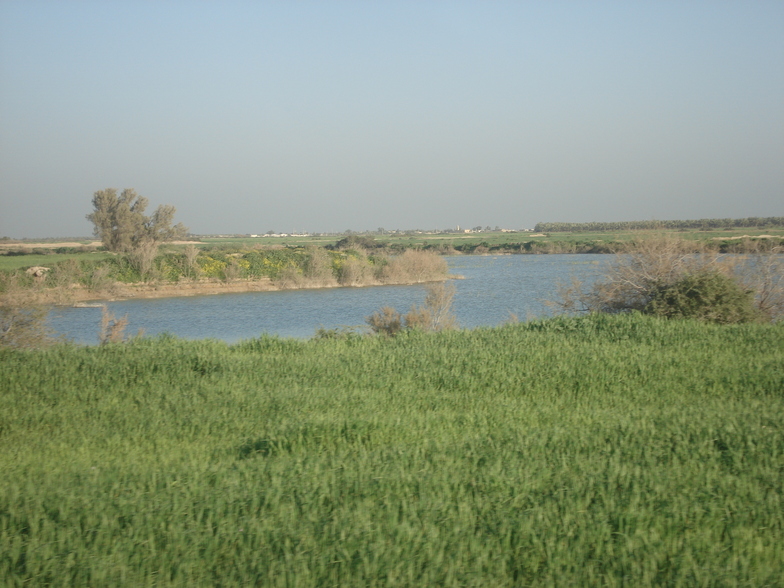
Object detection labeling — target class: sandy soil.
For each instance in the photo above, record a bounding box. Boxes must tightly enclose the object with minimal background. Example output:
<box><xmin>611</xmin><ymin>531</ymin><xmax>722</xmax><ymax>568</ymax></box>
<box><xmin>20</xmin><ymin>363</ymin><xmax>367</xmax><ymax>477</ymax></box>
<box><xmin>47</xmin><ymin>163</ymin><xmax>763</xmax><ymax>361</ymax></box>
<box><xmin>711</xmin><ymin>234</ymin><xmax>777</xmax><ymax>240</ymax></box>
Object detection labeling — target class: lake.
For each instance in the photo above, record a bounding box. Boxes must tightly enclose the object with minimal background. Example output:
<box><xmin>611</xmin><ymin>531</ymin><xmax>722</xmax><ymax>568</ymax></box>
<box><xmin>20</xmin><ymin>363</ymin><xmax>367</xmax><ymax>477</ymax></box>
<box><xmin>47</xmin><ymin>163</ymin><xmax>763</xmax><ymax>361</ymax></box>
<box><xmin>48</xmin><ymin>254</ymin><xmax>610</xmax><ymax>344</ymax></box>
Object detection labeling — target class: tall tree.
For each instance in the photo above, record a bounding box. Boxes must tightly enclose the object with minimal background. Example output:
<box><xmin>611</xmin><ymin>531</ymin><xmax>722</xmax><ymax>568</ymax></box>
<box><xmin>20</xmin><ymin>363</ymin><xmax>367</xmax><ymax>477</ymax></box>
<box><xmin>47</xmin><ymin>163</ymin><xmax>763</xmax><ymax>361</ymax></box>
<box><xmin>86</xmin><ymin>188</ymin><xmax>188</xmax><ymax>252</ymax></box>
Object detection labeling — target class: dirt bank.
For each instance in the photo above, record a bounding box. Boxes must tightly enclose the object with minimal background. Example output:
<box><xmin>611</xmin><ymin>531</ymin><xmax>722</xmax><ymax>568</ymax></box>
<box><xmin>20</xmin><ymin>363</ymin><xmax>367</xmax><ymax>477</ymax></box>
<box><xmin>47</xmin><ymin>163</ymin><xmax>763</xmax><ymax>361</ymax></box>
<box><xmin>5</xmin><ymin>275</ymin><xmax>457</xmax><ymax>307</ymax></box>
<box><xmin>711</xmin><ymin>234</ymin><xmax>777</xmax><ymax>240</ymax></box>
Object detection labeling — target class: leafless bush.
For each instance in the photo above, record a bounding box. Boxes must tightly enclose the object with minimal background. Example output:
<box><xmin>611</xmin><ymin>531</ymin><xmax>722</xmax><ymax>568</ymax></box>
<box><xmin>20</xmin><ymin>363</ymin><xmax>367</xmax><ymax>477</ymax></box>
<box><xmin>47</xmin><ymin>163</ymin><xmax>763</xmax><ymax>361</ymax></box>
<box><xmin>223</xmin><ymin>259</ymin><xmax>242</xmax><ymax>282</ymax></box>
<box><xmin>275</xmin><ymin>265</ymin><xmax>306</xmax><ymax>289</ymax></box>
<box><xmin>183</xmin><ymin>244</ymin><xmax>201</xmax><ymax>279</ymax></box>
<box><xmin>403</xmin><ymin>282</ymin><xmax>458</xmax><ymax>332</ymax></box>
<box><xmin>552</xmin><ymin>236</ymin><xmax>713</xmax><ymax>314</ymax></box>
<box><xmin>367</xmin><ymin>282</ymin><xmax>458</xmax><ymax>336</ymax></box>
<box><xmin>379</xmin><ymin>250</ymin><xmax>448</xmax><ymax>283</ymax></box>
<box><xmin>127</xmin><ymin>239</ymin><xmax>160</xmax><ymax>281</ymax></box>
<box><xmin>338</xmin><ymin>255</ymin><xmax>373</xmax><ymax>286</ymax></box>
<box><xmin>99</xmin><ymin>305</ymin><xmax>129</xmax><ymax>345</ymax></box>
<box><xmin>732</xmin><ymin>245</ymin><xmax>784</xmax><ymax>322</ymax></box>
<box><xmin>85</xmin><ymin>264</ymin><xmax>114</xmax><ymax>292</ymax></box>
<box><xmin>0</xmin><ymin>273</ymin><xmax>55</xmax><ymax>349</ymax></box>
<box><xmin>48</xmin><ymin>258</ymin><xmax>82</xmax><ymax>289</ymax></box>
<box><xmin>552</xmin><ymin>235</ymin><xmax>783</xmax><ymax>323</ymax></box>
<box><xmin>303</xmin><ymin>247</ymin><xmax>337</xmax><ymax>286</ymax></box>
<box><xmin>366</xmin><ymin>306</ymin><xmax>404</xmax><ymax>336</ymax></box>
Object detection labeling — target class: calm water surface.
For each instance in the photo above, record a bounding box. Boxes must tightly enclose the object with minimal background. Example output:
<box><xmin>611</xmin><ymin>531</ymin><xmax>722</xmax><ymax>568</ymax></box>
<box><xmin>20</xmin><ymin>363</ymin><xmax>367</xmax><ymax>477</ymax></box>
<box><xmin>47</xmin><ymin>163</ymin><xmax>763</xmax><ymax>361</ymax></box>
<box><xmin>48</xmin><ymin>255</ymin><xmax>609</xmax><ymax>344</ymax></box>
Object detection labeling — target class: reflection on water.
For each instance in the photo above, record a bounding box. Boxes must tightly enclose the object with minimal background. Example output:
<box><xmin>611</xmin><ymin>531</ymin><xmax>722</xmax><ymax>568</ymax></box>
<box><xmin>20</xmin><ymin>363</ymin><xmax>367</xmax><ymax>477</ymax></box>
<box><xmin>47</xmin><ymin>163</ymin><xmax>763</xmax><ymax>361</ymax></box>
<box><xmin>48</xmin><ymin>254</ymin><xmax>609</xmax><ymax>344</ymax></box>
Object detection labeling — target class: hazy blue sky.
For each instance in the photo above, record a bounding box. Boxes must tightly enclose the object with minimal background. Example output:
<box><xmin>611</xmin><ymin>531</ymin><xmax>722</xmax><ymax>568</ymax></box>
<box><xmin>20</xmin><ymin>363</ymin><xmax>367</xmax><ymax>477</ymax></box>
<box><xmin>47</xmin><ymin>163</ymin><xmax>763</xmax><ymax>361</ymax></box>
<box><xmin>1</xmin><ymin>1</ymin><xmax>782</xmax><ymax>237</ymax></box>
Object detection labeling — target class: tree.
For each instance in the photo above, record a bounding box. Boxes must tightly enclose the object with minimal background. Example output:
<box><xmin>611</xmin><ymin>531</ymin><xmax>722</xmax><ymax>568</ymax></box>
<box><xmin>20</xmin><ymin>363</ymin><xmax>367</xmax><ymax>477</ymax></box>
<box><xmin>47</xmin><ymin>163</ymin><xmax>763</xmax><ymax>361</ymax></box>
<box><xmin>86</xmin><ymin>188</ymin><xmax>188</xmax><ymax>253</ymax></box>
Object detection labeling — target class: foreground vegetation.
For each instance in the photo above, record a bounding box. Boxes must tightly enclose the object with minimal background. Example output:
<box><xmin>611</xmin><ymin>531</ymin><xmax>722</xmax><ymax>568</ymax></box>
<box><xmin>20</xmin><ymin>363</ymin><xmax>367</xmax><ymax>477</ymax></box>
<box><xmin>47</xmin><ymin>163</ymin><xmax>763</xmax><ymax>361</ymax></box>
<box><xmin>1</xmin><ymin>314</ymin><xmax>782</xmax><ymax>586</ymax></box>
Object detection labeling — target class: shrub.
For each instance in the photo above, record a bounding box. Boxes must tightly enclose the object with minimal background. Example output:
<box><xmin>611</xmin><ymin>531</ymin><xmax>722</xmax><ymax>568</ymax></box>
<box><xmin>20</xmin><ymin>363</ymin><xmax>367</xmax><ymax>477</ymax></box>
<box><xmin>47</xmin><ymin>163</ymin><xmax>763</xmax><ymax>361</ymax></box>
<box><xmin>313</xmin><ymin>325</ymin><xmax>366</xmax><ymax>340</ymax></box>
<box><xmin>379</xmin><ymin>250</ymin><xmax>448</xmax><ymax>283</ymax></box>
<box><xmin>183</xmin><ymin>244</ymin><xmax>201</xmax><ymax>279</ymax></box>
<box><xmin>367</xmin><ymin>282</ymin><xmax>458</xmax><ymax>336</ymax></box>
<box><xmin>0</xmin><ymin>274</ymin><xmax>55</xmax><ymax>349</ymax></box>
<box><xmin>337</xmin><ymin>254</ymin><xmax>373</xmax><ymax>286</ymax></box>
<box><xmin>554</xmin><ymin>236</ymin><xmax>782</xmax><ymax>324</ymax></box>
<box><xmin>645</xmin><ymin>270</ymin><xmax>762</xmax><ymax>324</ymax></box>
<box><xmin>303</xmin><ymin>247</ymin><xmax>337</xmax><ymax>286</ymax></box>
<box><xmin>329</xmin><ymin>235</ymin><xmax>380</xmax><ymax>250</ymax></box>
<box><xmin>98</xmin><ymin>305</ymin><xmax>129</xmax><ymax>344</ymax></box>
<box><xmin>403</xmin><ymin>282</ymin><xmax>458</xmax><ymax>332</ymax></box>
<box><xmin>274</xmin><ymin>265</ymin><xmax>305</xmax><ymax>289</ymax></box>
<box><xmin>126</xmin><ymin>240</ymin><xmax>160</xmax><ymax>281</ymax></box>
<box><xmin>366</xmin><ymin>306</ymin><xmax>403</xmax><ymax>336</ymax></box>
<box><xmin>0</xmin><ymin>305</ymin><xmax>53</xmax><ymax>349</ymax></box>
<box><xmin>733</xmin><ymin>245</ymin><xmax>784</xmax><ymax>323</ymax></box>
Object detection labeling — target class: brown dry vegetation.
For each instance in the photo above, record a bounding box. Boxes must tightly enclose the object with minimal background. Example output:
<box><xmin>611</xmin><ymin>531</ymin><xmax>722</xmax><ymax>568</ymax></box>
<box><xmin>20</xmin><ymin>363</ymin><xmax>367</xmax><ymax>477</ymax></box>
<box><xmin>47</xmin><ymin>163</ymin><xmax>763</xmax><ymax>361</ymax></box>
<box><xmin>98</xmin><ymin>305</ymin><xmax>129</xmax><ymax>345</ymax></box>
<box><xmin>367</xmin><ymin>282</ymin><xmax>458</xmax><ymax>336</ymax></box>
<box><xmin>0</xmin><ymin>248</ymin><xmax>451</xmax><ymax>309</ymax></box>
<box><xmin>553</xmin><ymin>235</ymin><xmax>784</xmax><ymax>323</ymax></box>
<box><xmin>377</xmin><ymin>249</ymin><xmax>449</xmax><ymax>283</ymax></box>
<box><xmin>275</xmin><ymin>249</ymin><xmax>450</xmax><ymax>291</ymax></box>
<box><xmin>0</xmin><ymin>274</ymin><xmax>56</xmax><ymax>349</ymax></box>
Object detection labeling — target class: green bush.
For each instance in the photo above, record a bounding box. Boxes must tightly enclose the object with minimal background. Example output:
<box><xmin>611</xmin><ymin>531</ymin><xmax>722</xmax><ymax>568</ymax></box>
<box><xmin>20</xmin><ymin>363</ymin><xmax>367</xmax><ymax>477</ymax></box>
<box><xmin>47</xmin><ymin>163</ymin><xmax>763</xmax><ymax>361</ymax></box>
<box><xmin>645</xmin><ymin>270</ymin><xmax>763</xmax><ymax>324</ymax></box>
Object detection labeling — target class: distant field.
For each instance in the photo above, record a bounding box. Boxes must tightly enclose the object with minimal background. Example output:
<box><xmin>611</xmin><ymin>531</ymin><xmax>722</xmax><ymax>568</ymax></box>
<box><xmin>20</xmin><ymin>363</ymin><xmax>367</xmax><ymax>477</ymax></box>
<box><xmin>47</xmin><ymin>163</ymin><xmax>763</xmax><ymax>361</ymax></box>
<box><xmin>1</xmin><ymin>314</ymin><xmax>782</xmax><ymax>585</ymax></box>
<box><xmin>199</xmin><ymin>227</ymin><xmax>784</xmax><ymax>250</ymax></box>
<box><xmin>2</xmin><ymin>227</ymin><xmax>781</xmax><ymax>275</ymax></box>
<box><xmin>4</xmin><ymin>227</ymin><xmax>782</xmax><ymax>254</ymax></box>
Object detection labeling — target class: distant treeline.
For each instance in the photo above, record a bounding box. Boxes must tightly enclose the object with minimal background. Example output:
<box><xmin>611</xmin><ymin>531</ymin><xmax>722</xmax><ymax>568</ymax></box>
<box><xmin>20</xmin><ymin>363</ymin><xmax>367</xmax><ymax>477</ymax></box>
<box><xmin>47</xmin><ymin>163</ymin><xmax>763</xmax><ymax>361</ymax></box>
<box><xmin>534</xmin><ymin>217</ymin><xmax>784</xmax><ymax>233</ymax></box>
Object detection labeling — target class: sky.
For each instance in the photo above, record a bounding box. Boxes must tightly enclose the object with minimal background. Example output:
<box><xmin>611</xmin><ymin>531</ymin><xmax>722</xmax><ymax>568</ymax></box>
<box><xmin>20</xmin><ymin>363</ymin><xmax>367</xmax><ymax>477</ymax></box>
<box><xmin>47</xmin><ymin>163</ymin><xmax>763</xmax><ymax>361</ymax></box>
<box><xmin>1</xmin><ymin>1</ymin><xmax>782</xmax><ymax>238</ymax></box>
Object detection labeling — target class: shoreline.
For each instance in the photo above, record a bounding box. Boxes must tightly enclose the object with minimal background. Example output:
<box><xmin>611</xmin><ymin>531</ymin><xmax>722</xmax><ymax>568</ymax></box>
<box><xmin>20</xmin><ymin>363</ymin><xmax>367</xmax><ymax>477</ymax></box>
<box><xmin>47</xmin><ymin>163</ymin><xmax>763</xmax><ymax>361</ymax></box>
<box><xmin>7</xmin><ymin>275</ymin><xmax>458</xmax><ymax>307</ymax></box>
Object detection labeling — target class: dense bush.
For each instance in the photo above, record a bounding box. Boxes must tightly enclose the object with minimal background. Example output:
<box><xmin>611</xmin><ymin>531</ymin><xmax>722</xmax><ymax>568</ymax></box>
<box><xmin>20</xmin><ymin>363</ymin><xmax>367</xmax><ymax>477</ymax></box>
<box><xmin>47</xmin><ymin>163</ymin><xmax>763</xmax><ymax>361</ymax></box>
<box><xmin>556</xmin><ymin>236</ymin><xmax>784</xmax><ymax>323</ymax></box>
<box><xmin>328</xmin><ymin>235</ymin><xmax>382</xmax><ymax>250</ymax></box>
<box><xmin>645</xmin><ymin>269</ymin><xmax>763</xmax><ymax>324</ymax></box>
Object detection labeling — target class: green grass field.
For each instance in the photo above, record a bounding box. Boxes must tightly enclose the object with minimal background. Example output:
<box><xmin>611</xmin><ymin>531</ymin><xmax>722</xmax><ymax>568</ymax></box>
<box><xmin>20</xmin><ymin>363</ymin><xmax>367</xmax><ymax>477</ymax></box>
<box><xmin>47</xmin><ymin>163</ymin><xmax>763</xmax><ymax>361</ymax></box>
<box><xmin>0</xmin><ymin>252</ymin><xmax>112</xmax><ymax>273</ymax></box>
<box><xmin>1</xmin><ymin>314</ymin><xmax>782</xmax><ymax>586</ymax></box>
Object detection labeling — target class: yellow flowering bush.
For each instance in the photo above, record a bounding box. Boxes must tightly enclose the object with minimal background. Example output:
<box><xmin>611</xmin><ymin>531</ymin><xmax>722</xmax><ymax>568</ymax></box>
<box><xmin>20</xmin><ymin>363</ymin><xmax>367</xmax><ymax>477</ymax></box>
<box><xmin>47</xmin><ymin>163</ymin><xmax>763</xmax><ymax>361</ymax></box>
<box><xmin>198</xmin><ymin>256</ymin><xmax>228</xmax><ymax>279</ymax></box>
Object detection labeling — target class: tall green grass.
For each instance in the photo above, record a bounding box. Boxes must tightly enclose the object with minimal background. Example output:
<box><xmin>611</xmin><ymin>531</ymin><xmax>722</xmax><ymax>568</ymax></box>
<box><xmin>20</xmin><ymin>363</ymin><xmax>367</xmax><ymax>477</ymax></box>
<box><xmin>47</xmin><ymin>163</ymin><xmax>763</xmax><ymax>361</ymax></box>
<box><xmin>1</xmin><ymin>314</ymin><xmax>782</xmax><ymax>586</ymax></box>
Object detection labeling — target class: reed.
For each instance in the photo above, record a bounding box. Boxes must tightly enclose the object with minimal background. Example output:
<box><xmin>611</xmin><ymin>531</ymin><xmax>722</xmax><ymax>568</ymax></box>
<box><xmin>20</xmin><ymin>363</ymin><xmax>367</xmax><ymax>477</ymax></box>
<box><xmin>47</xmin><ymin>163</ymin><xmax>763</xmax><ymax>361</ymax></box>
<box><xmin>1</xmin><ymin>314</ymin><xmax>782</xmax><ymax>585</ymax></box>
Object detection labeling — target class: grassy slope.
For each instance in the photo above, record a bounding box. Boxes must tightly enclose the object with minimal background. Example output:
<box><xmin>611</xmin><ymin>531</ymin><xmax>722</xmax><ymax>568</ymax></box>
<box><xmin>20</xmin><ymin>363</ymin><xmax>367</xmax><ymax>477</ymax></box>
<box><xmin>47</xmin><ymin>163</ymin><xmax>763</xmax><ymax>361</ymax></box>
<box><xmin>1</xmin><ymin>314</ymin><xmax>783</xmax><ymax>586</ymax></box>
